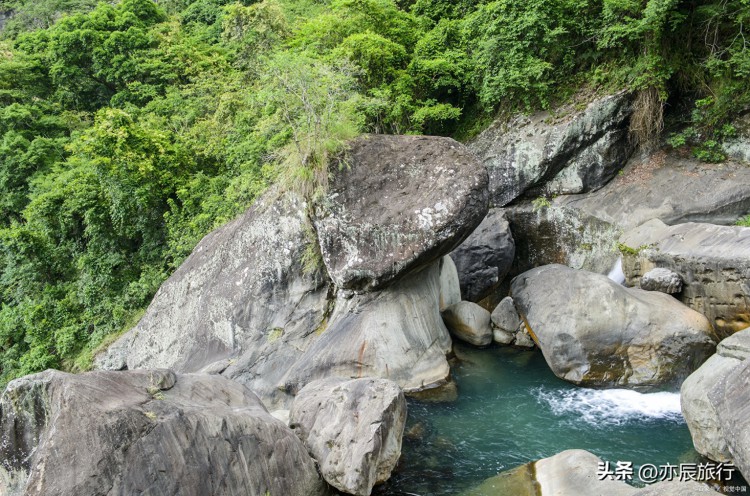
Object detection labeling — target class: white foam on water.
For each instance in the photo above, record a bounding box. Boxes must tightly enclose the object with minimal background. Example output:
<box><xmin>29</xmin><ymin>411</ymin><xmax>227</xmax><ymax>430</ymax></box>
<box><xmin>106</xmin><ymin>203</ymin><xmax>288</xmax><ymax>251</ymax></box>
<box><xmin>534</xmin><ymin>387</ymin><xmax>684</xmax><ymax>426</ymax></box>
<box><xmin>607</xmin><ymin>256</ymin><xmax>625</xmax><ymax>284</ymax></box>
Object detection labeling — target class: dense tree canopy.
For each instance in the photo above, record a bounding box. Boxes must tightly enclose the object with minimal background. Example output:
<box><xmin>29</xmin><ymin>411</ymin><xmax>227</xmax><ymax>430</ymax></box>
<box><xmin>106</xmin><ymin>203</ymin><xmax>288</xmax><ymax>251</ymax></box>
<box><xmin>0</xmin><ymin>0</ymin><xmax>747</xmax><ymax>385</ymax></box>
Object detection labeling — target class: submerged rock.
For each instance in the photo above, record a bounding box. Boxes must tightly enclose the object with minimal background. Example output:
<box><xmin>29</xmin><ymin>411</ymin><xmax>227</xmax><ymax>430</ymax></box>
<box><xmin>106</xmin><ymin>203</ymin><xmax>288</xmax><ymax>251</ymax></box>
<box><xmin>314</xmin><ymin>134</ymin><xmax>489</xmax><ymax>292</ymax></box>
<box><xmin>511</xmin><ymin>265</ymin><xmax>716</xmax><ymax>387</ymax></box>
<box><xmin>449</xmin><ymin>208</ymin><xmax>515</xmax><ymax>302</ymax></box>
<box><xmin>469</xmin><ymin>92</ymin><xmax>633</xmax><ymax>207</ymax></box>
<box><xmin>0</xmin><ymin>369</ymin><xmax>328</xmax><ymax>496</ymax></box>
<box><xmin>621</xmin><ymin>219</ymin><xmax>750</xmax><ymax>338</ymax></box>
<box><xmin>290</xmin><ymin>377</ymin><xmax>406</xmax><ymax>496</ymax></box>
<box><xmin>442</xmin><ymin>301</ymin><xmax>493</xmax><ymax>347</ymax></box>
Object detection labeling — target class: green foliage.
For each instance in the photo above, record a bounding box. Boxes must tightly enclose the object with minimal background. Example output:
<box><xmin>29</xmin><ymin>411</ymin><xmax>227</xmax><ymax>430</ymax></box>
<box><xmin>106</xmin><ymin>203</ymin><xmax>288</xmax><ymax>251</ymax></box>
<box><xmin>532</xmin><ymin>196</ymin><xmax>552</xmax><ymax>211</ymax></box>
<box><xmin>735</xmin><ymin>215</ymin><xmax>750</xmax><ymax>228</ymax></box>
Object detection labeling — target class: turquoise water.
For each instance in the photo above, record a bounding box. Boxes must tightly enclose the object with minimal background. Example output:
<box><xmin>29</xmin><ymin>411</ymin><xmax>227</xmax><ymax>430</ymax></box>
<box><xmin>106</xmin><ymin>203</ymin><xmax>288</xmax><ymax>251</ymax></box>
<box><xmin>374</xmin><ymin>343</ymin><xmax>699</xmax><ymax>495</ymax></box>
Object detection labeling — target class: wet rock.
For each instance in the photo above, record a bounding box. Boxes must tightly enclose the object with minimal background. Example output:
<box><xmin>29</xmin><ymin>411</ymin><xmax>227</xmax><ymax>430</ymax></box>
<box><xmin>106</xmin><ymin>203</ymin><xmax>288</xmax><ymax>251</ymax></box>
<box><xmin>439</xmin><ymin>255</ymin><xmax>461</xmax><ymax>311</ymax></box>
<box><xmin>709</xmin><ymin>357</ymin><xmax>750</xmax><ymax>482</ymax></box>
<box><xmin>469</xmin><ymin>92</ymin><xmax>634</xmax><ymax>207</ymax></box>
<box><xmin>449</xmin><ymin>208</ymin><xmax>515</xmax><ymax>302</ymax></box>
<box><xmin>314</xmin><ymin>134</ymin><xmax>489</xmax><ymax>292</ymax></box>
<box><xmin>290</xmin><ymin>377</ymin><xmax>406</xmax><ymax>496</ymax></box>
<box><xmin>620</xmin><ymin>219</ymin><xmax>750</xmax><ymax>338</ymax></box>
<box><xmin>0</xmin><ymin>369</ymin><xmax>328</xmax><ymax>496</ymax></box>
<box><xmin>640</xmin><ymin>267</ymin><xmax>682</xmax><ymax>294</ymax></box>
<box><xmin>442</xmin><ymin>301</ymin><xmax>493</xmax><ymax>347</ymax></box>
<box><xmin>512</xmin><ymin>265</ymin><xmax>716</xmax><ymax>387</ymax></box>
<box><xmin>280</xmin><ymin>261</ymin><xmax>453</xmax><ymax>397</ymax></box>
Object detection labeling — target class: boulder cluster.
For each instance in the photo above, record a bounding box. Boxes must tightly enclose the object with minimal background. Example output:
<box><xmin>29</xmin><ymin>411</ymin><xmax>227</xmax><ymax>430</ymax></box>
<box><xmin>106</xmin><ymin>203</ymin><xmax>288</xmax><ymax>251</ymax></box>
<box><xmin>3</xmin><ymin>93</ymin><xmax>749</xmax><ymax>495</ymax></box>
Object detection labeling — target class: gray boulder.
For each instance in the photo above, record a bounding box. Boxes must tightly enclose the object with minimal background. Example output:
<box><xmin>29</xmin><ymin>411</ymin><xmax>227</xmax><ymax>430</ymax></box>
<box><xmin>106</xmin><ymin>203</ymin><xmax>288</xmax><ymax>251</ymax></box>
<box><xmin>290</xmin><ymin>377</ymin><xmax>406</xmax><ymax>496</ymax></box>
<box><xmin>513</xmin><ymin>325</ymin><xmax>537</xmax><ymax>348</ymax></box>
<box><xmin>280</xmin><ymin>261</ymin><xmax>453</xmax><ymax>397</ymax></box>
<box><xmin>442</xmin><ymin>301</ymin><xmax>493</xmax><ymax>347</ymax></box>
<box><xmin>314</xmin><ymin>134</ymin><xmax>489</xmax><ymax>292</ymax></box>
<box><xmin>469</xmin><ymin>92</ymin><xmax>633</xmax><ymax>207</ymax></box>
<box><xmin>682</xmin><ymin>328</ymin><xmax>750</xmax><ymax>463</ymax></box>
<box><xmin>96</xmin><ymin>191</ymin><xmax>331</xmax><ymax>408</ymax></box>
<box><xmin>462</xmin><ymin>449</ymin><xmax>721</xmax><ymax>496</ymax></box>
<box><xmin>620</xmin><ymin>219</ymin><xmax>750</xmax><ymax>338</ymax></box>
<box><xmin>640</xmin><ymin>267</ymin><xmax>682</xmax><ymax>293</ymax></box>
<box><xmin>449</xmin><ymin>208</ymin><xmax>515</xmax><ymax>302</ymax></box>
<box><xmin>0</xmin><ymin>369</ymin><xmax>328</xmax><ymax>496</ymax></box>
<box><xmin>491</xmin><ymin>296</ymin><xmax>521</xmax><ymax>332</ymax></box>
<box><xmin>439</xmin><ymin>255</ymin><xmax>461</xmax><ymax>311</ymax></box>
<box><xmin>709</xmin><ymin>357</ymin><xmax>750</xmax><ymax>482</ymax></box>
<box><xmin>512</xmin><ymin>265</ymin><xmax>716</xmax><ymax>387</ymax></box>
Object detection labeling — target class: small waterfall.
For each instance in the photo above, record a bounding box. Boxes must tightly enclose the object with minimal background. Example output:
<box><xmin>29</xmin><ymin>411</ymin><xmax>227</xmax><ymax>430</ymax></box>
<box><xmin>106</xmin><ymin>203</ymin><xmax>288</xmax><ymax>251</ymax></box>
<box><xmin>607</xmin><ymin>256</ymin><xmax>625</xmax><ymax>284</ymax></box>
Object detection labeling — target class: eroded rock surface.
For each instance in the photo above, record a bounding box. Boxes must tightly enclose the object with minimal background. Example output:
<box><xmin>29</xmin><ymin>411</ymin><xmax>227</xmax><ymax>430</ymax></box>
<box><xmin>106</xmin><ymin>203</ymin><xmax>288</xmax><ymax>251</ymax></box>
<box><xmin>469</xmin><ymin>92</ymin><xmax>633</xmax><ymax>207</ymax></box>
<box><xmin>621</xmin><ymin>219</ymin><xmax>750</xmax><ymax>337</ymax></box>
<box><xmin>290</xmin><ymin>377</ymin><xmax>406</xmax><ymax>496</ymax></box>
<box><xmin>0</xmin><ymin>369</ymin><xmax>328</xmax><ymax>496</ymax></box>
<box><xmin>709</xmin><ymin>358</ymin><xmax>750</xmax><ymax>482</ymax></box>
<box><xmin>512</xmin><ymin>265</ymin><xmax>716</xmax><ymax>387</ymax></box>
<box><xmin>442</xmin><ymin>301</ymin><xmax>493</xmax><ymax>347</ymax></box>
<box><xmin>314</xmin><ymin>134</ymin><xmax>489</xmax><ymax>291</ymax></box>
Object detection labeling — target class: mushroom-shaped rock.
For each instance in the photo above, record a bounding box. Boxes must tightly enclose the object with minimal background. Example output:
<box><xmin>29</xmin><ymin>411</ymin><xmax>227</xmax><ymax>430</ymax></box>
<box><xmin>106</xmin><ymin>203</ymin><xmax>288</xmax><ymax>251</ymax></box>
<box><xmin>290</xmin><ymin>377</ymin><xmax>406</xmax><ymax>496</ymax></box>
<box><xmin>0</xmin><ymin>369</ymin><xmax>328</xmax><ymax>496</ymax></box>
<box><xmin>511</xmin><ymin>265</ymin><xmax>716</xmax><ymax>387</ymax></box>
<box><xmin>313</xmin><ymin>134</ymin><xmax>489</xmax><ymax>291</ymax></box>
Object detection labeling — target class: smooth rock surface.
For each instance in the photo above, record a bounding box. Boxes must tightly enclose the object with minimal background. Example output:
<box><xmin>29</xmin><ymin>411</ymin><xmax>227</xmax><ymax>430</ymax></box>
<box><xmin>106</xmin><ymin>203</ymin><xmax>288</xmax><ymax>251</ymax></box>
<box><xmin>640</xmin><ymin>267</ymin><xmax>682</xmax><ymax>294</ymax></box>
<box><xmin>290</xmin><ymin>377</ymin><xmax>406</xmax><ymax>496</ymax></box>
<box><xmin>442</xmin><ymin>301</ymin><xmax>493</xmax><ymax>347</ymax></box>
<box><xmin>449</xmin><ymin>208</ymin><xmax>515</xmax><ymax>302</ymax></box>
<box><xmin>96</xmin><ymin>191</ymin><xmax>331</xmax><ymax>408</ymax></box>
<box><xmin>512</xmin><ymin>265</ymin><xmax>717</xmax><ymax>387</ymax></box>
<box><xmin>491</xmin><ymin>296</ymin><xmax>521</xmax><ymax>333</ymax></box>
<box><xmin>709</xmin><ymin>358</ymin><xmax>750</xmax><ymax>481</ymax></box>
<box><xmin>469</xmin><ymin>92</ymin><xmax>633</xmax><ymax>207</ymax></box>
<box><xmin>314</xmin><ymin>134</ymin><xmax>489</xmax><ymax>291</ymax></box>
<box><xmin>621</xmin><ymin>219</ymin><xmax>750</xmax><ymax>337</ymax></box>
<box><xmin>439</xmin><ymin>255</ymin><xmax>462</xmax><ymax>310</ymax></box>
<box><xmin>280</xmin><ymin>261</ymin><xmax>453</xmax><ymax>396</ymax></box>
<box><xmin>0</xmin><ymin>369</ymin><xmax>328</xmax><ymax>496</ymax></box>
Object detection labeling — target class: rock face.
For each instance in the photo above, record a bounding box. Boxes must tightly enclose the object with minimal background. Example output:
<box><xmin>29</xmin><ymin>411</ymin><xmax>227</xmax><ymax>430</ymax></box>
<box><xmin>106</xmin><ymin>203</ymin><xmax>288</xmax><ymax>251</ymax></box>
<box><xmin>279</xmin><ymin>261</ymin><xmax>453</xmax><ymax>397</ymax></box>
<box><xmin>290</xmin><ymin>377</ymin><xmax>406</xmax><ymax>496</ymax></box>
<box><xmin>0</xmin><ymin>369</ymin><xmax>328</xmax><ymax>496</ymax></box>
<box><xmin>709</xmin><ymin>358</ymin><xmax>750</xmax><ymax>482</ymax></box>
<box><xmin>449</xmin><ymin>208</ymin><xmax>515</xmax><ymax>302</ymax></box>
<box><xmin>439</xmin><ymin>255</ymin><xmax>461</xmax><ymax>310</ymax></box>
<box><xmin>491</xmin><ymin>296</ymin><xmax>521</xmax><ymax>345</ymax></box>
<box><xmin>314</xmin><ymin>134</ymin><xmax>489</xmax><ymax>292</ymax></box>
<box><xmin>511</xmin><ymin>265</ymin><xmax>716</xmax><ymax>387</ymax></box>
<box><xmin>682</xmin><ymin>328</ymin><xmax>750</xmax><ymax>463</ymax></box>
<box><xmin>640</xmin><ymin>267</ymin><xmax>682</xmax><ymax>294</ymax></box>
<box><xmin>462</xmin><ymin>449</ymin><xmax>721</xmax><ymax>496</ymax></box>
<box><xmin>469</xmin><ymin>92</ymin><xmax>633</xmax><ymax>207</ymax></box>
<box><xmin>96</xmin><ymin>192</ymin><xmax>331</xmax><ymax>408</ymax></box>
<box><xmin>442</xmin><ymin>301</ymin><xmax>493</xmax><ymax>347</ymax></box>
<box><xmin>621</xmin><ymin>219</ymin><xmax>750</xmax><ymax>338</ymax></box>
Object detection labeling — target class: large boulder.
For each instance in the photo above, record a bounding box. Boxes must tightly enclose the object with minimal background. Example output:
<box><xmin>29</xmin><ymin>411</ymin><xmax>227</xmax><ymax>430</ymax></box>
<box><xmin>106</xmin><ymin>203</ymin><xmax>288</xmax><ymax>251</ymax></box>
<box><xmin>314</xmin><ymin>134</ymin><xmax>489</xmax><ymax>292</ymax></box>
<box><xmin>620</xmin><ymin>219</ymin><xmax>750</xmax><ymax>338</ymax></box>
<box><xmin>290</xmin><ymin>377</ymin><xmax>406</xmax><ymax>496</ymax></box>
<box><xmin>469</xmin><ymin>92</ymin><xmax>633</xmax><ymax>207</ymax></box>
<box><xmin>0</xmin><ymin>369</ymin><xmax>328</xmax><ymax>496</ymax></box>
<box><xmin>449</xmin><ymin>208</ymin><xmax>515</xmax><ymax>302</ymax></box>
<box><xmin>461</xmin><ymin>449</ymin><xmax>722</xmax><ymax>496</ymax></box>
<box><xmin>709</xmin><ymin>358</ymin><xmax>750</xmax><ymax>482</ymax></box>
<box><xmin>442</xmin><ymin>301</ymin><xmax>493</xmax><ymax>347</ymax></box>
<box><xmin>96</xmin><ymin>191</ymin><xmax>331</xmax><ymax>408</ymax></box>
<box><xmin>511</xmin><ymin>265</ymin><xmax>717</xmax><ymax>387</ymax></box>
<box><xmin>682</xmin><ymin>328</ymin><xmax>750</xmax><ymax>463</ymax></box>
<box><xmin>279</xmin><ymin>261</ymin><xmax>453</xmax><ymax>397</ymax></box>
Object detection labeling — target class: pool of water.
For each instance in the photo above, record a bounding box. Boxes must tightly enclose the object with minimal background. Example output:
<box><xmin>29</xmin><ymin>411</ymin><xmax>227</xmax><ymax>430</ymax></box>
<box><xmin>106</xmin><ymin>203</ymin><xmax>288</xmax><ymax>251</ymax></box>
<box><xmin>373</xmin><ymin>343</ymin><xmax>699</xmax><ymax>495</ymax></box>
